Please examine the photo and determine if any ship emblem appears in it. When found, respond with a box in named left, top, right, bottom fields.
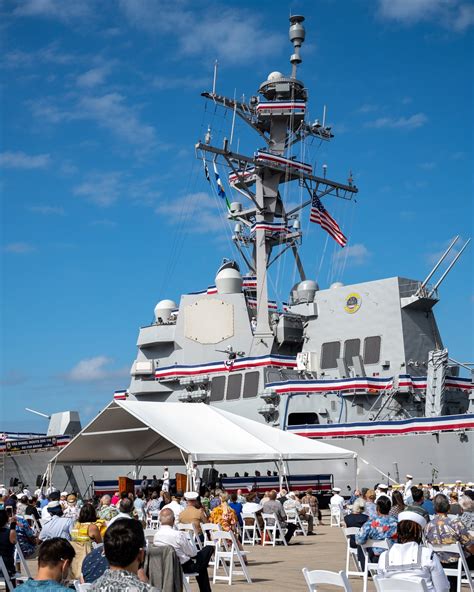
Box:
left=344, top=292, right=361, bottom=314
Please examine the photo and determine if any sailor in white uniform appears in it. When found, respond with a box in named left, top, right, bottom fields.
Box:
left=192, top=463, right=201, bottom=494
left=330, top=487, right=345, bottom=511
left=404, top=474, right=414, bottom=504
left=162, top=467, right=170, bottom=492
left=377, top=510, right=449, bottom=592
left=375, top=483, right=390, bottom=500
left=454, top=480, right=463, bottom=497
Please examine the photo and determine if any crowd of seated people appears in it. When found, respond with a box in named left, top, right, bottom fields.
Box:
left=1, top=477, right=473, bottom=591
left=337, top=479, right=474, bottom=592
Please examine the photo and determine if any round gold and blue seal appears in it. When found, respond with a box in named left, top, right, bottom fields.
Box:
left=344, top=292, right=361, bottom=314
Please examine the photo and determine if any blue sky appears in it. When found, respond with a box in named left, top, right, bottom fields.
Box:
left=1, top=0, right=473, bottom=433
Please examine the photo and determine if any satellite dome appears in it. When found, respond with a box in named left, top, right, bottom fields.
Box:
left=215, top=267, right=242, bottom=294
left=267, top=71, right=284, bottom=82
left=154, top=299, right=177, bottom=323
left=330, top=282, right=344, bottom=289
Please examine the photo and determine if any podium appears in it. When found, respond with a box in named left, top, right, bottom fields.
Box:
left=118, top=476, right=135, bottom=495
left=175, top=473, right=187, bottom=494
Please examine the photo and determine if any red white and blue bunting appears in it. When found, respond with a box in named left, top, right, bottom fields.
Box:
left=287, top=414, right=474, bottom=438
left=267, top=374, right=474, bottom=395
left=155, top=354, right=297, bottom=379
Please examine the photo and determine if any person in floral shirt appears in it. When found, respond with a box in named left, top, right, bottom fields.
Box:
left=16, top=515, right=37, bottom=559
left=425, top=494, right=474, bottom=566
left=209, top=493, right=237, bottom=532
left=356, top=496, right=397, bottom=563
left=97, top=495, right=119, bottom=522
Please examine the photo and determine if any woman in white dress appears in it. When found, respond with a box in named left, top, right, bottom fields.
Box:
left=377, top=510, right=449, bottom=592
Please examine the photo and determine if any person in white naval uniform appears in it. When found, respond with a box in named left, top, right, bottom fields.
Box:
left=162, top=467, right=170, bottom=492
left=330, top=487, right=345, bottom=511
left=192, top=464, right=201, bottom=494
left=377, top=510, right=449, bottom=592
left=404, top=474, right=414, bottom=504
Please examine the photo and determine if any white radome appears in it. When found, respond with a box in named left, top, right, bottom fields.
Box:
left=267, top=71, right=284, bottom=82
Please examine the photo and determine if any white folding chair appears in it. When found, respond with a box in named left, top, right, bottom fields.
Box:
left=183, top=571, right=199, bottom=592
left=343, top=527, right=363, bottom=578
left=360, top=538, right=390, bottom=592
left=302, top=568, right=353, bottom=591
left=212, top=530, right=251, bottom=585
left=14, top=543, right=32, bottom=580
left=428, top=541, right=474, bottom=592
left=301, top=503, right=318, bottom=526
left=262, top=513, right=287, bottom=547
left=201, top=523, right=221, bottom=567
left=285, top=508, right=308, bottom=536
left=177, top=522, right=202, bottom=551
left=373, top=575, right=429, bottom=591
left=241, top=513, right=261, bottom=546
left=0, top=556, right=14, bottom=592
left=330, top=504, right=342, bottom=527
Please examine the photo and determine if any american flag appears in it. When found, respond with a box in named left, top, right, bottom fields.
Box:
left=310, top=195, right=347, bottom=247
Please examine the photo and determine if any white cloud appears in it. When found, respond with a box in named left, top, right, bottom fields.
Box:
left=64, top=356, right=127, bottom=382
left=377, top=0, right=474, bottom=31
left=366, top=113, right=428, bottom=130
left=13, top=0, right=93, bottom=22
left=357, top=103, right=379, bottom=113
left=3, top=242, right=36, bottom=254
left=27, top=205, right=66, bottom=215
left=73, top=172, right=122, bottom=207
left=118, top=1, right=283, bottom=63
left=333, top=243, right=371, bottom=266
left=29, top=92, right=157, bottom=151
left=156, top=191, right=225, bottom=234
left=0, top=151, right=51, bottom=169
left=76, top=66, right=110, bottom=88
left=4, top=43, right=79, bottom=69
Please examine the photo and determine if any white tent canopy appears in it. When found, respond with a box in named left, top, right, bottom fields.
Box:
left=50, top=400, right=357, bottom=467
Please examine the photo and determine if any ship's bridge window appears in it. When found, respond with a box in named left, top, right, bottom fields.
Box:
left=243, top=371, right=259, bottom=399
left=226, top=373, right=242, bottom=400
left=210, top=375, right=226, bottom=402
left=364, top=336, right=381, bottom=365
left=321, top=341, right=340, bottom=369
left=287, top=412, right=319, bottom=426
left=344, top=339, right=361, bottom=366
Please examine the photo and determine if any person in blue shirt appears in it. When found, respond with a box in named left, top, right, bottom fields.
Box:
left=228, top=492, right=243, bottom=527
left=17, top=537, right=75, bottom=591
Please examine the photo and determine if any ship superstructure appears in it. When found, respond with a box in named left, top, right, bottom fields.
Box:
left=120, top=16, right=473, bottom=485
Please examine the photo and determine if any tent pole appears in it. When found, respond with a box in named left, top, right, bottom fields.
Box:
left=354, top=456, right=359, bottom=490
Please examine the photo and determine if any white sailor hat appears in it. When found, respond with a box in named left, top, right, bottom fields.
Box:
left=47, top=500, right=61, bottom=508
left=455, top=480, right=462, bottom=484
left=406, top=474, right=413, bottom=479
left=184, top=491, right=199, bottom=500
left=467, top=482, right=474, bottom=488
left=60, top=491, right=68, bottom=496
left=378, top=484, right=388, bottom=490
left=333, top=487, right=341, bottom=493
left=398, top=510, right=427, bottom=528
left=439, top=481, right=444, bottom=485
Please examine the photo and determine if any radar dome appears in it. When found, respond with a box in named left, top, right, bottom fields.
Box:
left=330, top=282, right=344, bottom=289
left=267, top=71, right=284, bottom=82
left=215, top=267, right=242, bottom=294
left=154, top=299, right=177, bottom=323
left=296, top=279, right=319, bottom=302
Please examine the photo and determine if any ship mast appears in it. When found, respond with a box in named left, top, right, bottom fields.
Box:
left=196, top=15, right=357, bottom=347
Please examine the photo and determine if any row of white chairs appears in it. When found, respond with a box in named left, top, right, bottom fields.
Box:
left=303, top=568, right=434, bottom=591
left=342, top=527, right=474, bottom=592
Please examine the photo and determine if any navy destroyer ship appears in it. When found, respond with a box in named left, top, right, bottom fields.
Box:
left=120, top=15, right=473, bottom=488
left=3, top=16, right=472, bottom=493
